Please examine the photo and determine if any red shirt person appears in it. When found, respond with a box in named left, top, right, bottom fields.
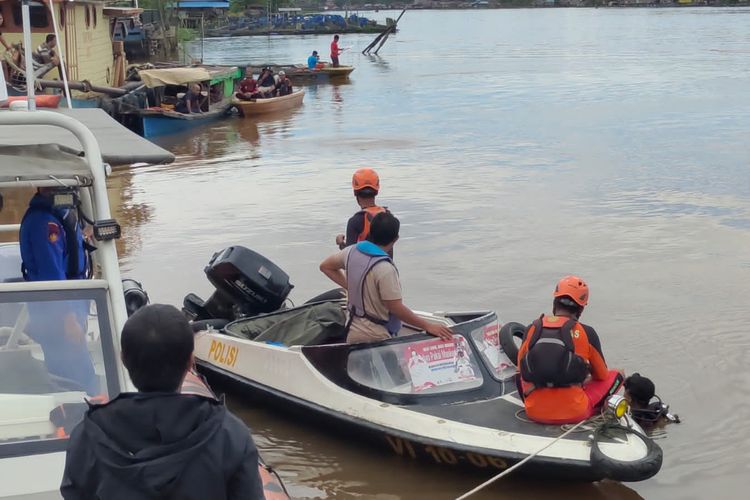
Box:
left=330, top=34, right=343, bottom=67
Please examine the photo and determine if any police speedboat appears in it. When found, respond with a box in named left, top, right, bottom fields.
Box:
left=0, top=110, right=288, bottom=499
left=185, top=246, right=664, bottom=482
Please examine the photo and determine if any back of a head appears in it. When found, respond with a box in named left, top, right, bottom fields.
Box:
left=352, top=167, right=380, bottom=196
left=46, top=34, right=55, bottom=44
left=552, top=275, right=588, bottom=318
left=121, top=304, right=193, bottom=392
left=368, top=211, right=399, bottom=246
left=625, top=373, right=656, bottom=406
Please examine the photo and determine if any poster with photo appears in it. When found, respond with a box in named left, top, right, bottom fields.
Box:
left=477, top=321, right=516, bottom=380
left=405, top=336, right=478, bottom=392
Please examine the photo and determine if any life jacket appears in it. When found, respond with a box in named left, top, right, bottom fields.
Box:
left=356, top=205, right=387, bottom=242
left=519, top=315, right=591, bottom=389
left=345, top=241, right=402, bottom=336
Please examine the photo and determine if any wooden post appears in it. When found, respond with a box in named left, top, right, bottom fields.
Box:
left=363, top=8, right=405, bottom=55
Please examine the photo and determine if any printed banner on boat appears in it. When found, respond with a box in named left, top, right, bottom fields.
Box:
left=475, top=321, right=516, bottom=380
left=405, top=336, right=478, bottom=392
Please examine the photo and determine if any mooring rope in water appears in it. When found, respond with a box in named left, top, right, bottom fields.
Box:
left=454, top=418, right=590, bottom=500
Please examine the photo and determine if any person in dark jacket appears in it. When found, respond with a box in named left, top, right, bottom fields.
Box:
left=60, top=304, right=264, bottom=500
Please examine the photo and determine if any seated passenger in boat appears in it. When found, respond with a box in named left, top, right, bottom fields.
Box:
left=319, top=211, right=453, bottom=344
left=209, top=83, right=223, bottom=104
left=175, top=83, right=203, bottom=114
left=61, top=304, right=264, bottom=500
left=517, top=276, right=623, bottom=425
left=236, top=72, right=260, bottom=100
left=275, top=71, right=293, bottom=97
left=256, top=67, right=276, bottom=97
left=307, top=50, right=320, bottom=70
left=33, top=34, right=59, bottom=67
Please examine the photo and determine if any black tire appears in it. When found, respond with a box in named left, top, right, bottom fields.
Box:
left=304, top=288, right=346, bottom=304
left=499, top=322, right=526, bottom=366
left=190, top=318, right=229, bottom=333
left=590, top=423, right=663, bottom=482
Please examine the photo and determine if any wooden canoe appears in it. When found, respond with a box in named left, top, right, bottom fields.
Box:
left=233, top=89, right=305, bottom=117
left=318, top=65, right=355, bottom=77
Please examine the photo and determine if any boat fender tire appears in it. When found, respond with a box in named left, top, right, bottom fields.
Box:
left=304, top=287, right=346, bottom=304
left=190, top=318, right=230, bottom=333
left=499, top=322, right=526, bottom=366
left=590, top=424, right=663, bottom=482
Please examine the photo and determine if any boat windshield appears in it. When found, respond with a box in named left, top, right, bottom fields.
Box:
left=0, top=287, right=117, bottom=450
left=466, top=319, right=516, bottom=381
left=347, top=335, right=484, bottom=395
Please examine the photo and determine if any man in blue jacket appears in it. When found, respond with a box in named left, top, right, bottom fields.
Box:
left=19, top=187, right=97, bottom=394
left=61, top=304, right=265, bottom=500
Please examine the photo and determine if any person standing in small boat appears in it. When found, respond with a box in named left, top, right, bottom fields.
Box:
left=336, top=168, right=388, bottom=252
left=61, top=304, right=264, bottom=500
left=307, top=50, right=320, bottom=70
left=516, top=276, right=623, bottom=424
left=320, top=211, right=454, bottom=344
left=330, top=35, right=344, bottom=67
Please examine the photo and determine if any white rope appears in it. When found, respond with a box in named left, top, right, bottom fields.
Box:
left=46, top=0, right=72, bottom=109
left=455, top=418, right=589, bottom=500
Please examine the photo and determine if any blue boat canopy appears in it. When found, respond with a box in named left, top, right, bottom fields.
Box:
left=177, top=1, right=230, bottom=8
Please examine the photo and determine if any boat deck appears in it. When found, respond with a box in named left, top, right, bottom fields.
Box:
left=413, top=395, right=592, bottom=442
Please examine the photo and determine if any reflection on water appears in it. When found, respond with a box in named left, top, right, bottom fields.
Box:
left=107, top=7, right=750, bottom=499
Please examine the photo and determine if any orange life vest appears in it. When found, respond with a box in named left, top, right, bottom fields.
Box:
left=517, top=315, right=609, bottom=424
left=518, top=315, right=591, bottom=388
left=357, top=205, right=386, bottom=242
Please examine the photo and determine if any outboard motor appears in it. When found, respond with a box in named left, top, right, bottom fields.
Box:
left=122, top=279, right=149, bottom=317
left=183, top=246, right=293, bottom=322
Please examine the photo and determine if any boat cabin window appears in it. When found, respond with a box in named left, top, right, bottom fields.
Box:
left=11, top=4, right=50, bottom=29
left=0, top=288, right=117, bottom=450
left=347, top=335, right=483, bottom=395
left=468, top=320, right=516, bottom=381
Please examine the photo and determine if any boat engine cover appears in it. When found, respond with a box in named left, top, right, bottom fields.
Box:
left=204, top=246, right=293, bottom=318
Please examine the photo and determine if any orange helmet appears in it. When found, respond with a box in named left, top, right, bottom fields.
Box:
left=352, top=168, right=380, bottom=193
left=553, top=275, right=589, bottom=307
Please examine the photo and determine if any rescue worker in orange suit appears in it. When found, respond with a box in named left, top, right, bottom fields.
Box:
left=335, top=168, right=388, bottom=253
left=517, top=276, right=623, bottom=424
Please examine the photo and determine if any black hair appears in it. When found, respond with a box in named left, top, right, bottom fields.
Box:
left=46, top=34, right=56, bottom=44
left=334, top=35, right=340, bottom=40
left=552, top=296, right=584, bottom=318
left=355, top=187, right=378, bottom=198
left=624, top=373, right=656, bottom=406
left=121, top=304, right=193, bottom=392
left=368, top=211, right=399, bottom=246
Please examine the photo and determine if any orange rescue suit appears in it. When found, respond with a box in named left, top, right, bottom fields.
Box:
left=517, top=315, right=609, bottom=424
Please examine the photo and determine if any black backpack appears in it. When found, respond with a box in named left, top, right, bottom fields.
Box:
left=520, top=316, right=589, bottom=388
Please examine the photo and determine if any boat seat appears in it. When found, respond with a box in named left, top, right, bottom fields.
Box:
left=0, top=349, right=58, bottom=394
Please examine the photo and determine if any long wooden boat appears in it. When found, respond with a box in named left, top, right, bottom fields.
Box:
left=318, top=65, right=355, bottom=78
left=233, top=89, right=305, bottom=117
left=138, top=104, right=233, bottom=137
left=123, top=65, right=242, bottom=137
left=246, top=64, right=354, bottom=84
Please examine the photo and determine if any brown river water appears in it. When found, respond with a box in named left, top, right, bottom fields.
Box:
left=8, top=6, right=750, bottom=499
